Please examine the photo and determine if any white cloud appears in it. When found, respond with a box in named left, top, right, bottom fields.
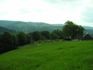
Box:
left=0, top=0, right=93, bottom=26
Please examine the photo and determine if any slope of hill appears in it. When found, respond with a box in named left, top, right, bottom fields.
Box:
left=84, top=26, right=93, bottom=35
left=0, top=20, right=92, bottom=34
left=0, top=20, right=63, bottom=32
left=0, top=26, right=14, bottom=34
left=0, top=40, right=93, bottom=70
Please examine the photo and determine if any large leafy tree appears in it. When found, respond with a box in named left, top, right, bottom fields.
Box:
left=0, top=32, right=17, bottom=53
left=63, top=21, right=84, bottom=39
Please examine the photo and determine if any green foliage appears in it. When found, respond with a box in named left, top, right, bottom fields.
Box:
left=51, top=30, right=61, bottom=40
left=50, top=32, right=59, bottom=40
left=31, top=31, right=43, bottom=41
left=17, top=32, right=29, bottom=46
left=52, top=30, right=64, bottom=39
left=0, top=32, right=17, bottom=53
left=0, top=41, right=93, bottom=70
left=0, top=20, right=93, bottom=35
left=40, top=31, right=51, bottom=40
left=63, top=21, right=84, bottom=39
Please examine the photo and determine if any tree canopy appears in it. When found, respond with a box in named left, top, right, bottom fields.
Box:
left=63, top=21, right=84, bottom=39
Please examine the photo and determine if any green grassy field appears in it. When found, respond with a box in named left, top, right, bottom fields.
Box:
left=0, top=40, right=93, bottom=70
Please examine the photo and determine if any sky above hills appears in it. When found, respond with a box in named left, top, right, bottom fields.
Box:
left=0, top=0, right=93, bottom=26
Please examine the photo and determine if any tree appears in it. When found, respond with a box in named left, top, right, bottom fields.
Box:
left=17, top=32, right=28, bottom=46
left=0, top=32, right=17, bottom=53
left=26, top=34, right=32, bottom=44
left=63, top=21, right=84, bottom=40
left=76, top=26, right=84, bottom=39
left=31, top=31, right=43, bottom=41
left=51, top=30, right=60, bottom=40
left=52, top=30, right=64, bottom=39
left=40, top=31, right=50, bottom=40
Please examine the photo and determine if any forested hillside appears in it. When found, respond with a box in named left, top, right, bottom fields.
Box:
left=0, top=20, right=93, bottom=34
left=0, top=20, right=63, bottom=32
left=0, top=26, right=15, bottom=34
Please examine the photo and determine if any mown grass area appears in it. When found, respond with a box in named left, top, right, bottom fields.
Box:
left=0, top=40, right=93, bottom=70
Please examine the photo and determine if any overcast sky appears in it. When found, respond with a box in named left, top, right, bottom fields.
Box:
left=0, top=0, right=93, bottom=26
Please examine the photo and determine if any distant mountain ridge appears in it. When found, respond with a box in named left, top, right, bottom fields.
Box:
left=0, top=26, right=15, bottom=34
left=0, top=20, right=63, bottom=33
left=0, top=20, right=93, bottom=35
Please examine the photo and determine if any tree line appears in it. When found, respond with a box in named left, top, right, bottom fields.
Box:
left=0, top=21, right=93, bottom=53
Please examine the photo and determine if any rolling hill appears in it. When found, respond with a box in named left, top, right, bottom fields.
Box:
left=0, top=20, right=63, bottom=33
left=0, top=20, right=93, bottom=35
left=0, top=26, right=15, bottom=34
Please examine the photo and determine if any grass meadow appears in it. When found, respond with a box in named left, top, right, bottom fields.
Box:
left=0, top=40, right=93, bottom=70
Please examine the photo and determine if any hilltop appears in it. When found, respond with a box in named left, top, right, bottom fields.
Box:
left=0, top=20, right=93, bottom=35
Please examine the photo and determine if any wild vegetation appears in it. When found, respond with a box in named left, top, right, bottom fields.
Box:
left=0, top=21, right=93, bottom=53
left=0, top=20, right=93, bottom=70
